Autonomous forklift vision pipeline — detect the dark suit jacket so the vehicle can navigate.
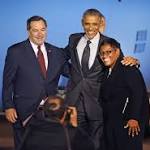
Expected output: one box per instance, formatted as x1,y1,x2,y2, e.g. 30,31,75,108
64,32,109,120
2,39,66,121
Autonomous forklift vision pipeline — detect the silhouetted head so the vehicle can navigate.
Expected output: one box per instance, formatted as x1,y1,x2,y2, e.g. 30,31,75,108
43,96,66,121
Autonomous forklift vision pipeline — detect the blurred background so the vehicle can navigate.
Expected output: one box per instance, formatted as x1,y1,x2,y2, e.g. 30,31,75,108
0,0,150,107
0,0,150,149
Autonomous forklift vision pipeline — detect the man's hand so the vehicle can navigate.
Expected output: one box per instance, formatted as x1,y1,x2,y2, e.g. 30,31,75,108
5,108,18,123
121,56,139,66
124,119,140,137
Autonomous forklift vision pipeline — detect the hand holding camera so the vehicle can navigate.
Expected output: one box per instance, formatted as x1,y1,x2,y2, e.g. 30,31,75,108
67,107,78,127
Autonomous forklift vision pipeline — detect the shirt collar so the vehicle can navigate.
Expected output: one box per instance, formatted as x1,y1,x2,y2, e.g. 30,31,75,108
84,32,100,44
30,40,44,49
29,40,46,57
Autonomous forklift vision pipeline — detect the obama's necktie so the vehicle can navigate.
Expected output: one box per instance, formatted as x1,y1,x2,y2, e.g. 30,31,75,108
81,40,91,74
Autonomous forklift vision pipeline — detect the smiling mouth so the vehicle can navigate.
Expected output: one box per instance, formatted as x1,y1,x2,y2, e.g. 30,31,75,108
87,31,95,34
103,58,110,62
36,37,44,40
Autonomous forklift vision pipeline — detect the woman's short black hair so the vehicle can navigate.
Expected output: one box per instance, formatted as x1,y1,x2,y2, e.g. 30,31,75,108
100,38,121,50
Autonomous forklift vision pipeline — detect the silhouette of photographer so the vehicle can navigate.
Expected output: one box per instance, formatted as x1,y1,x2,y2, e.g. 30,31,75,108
20,95,95,150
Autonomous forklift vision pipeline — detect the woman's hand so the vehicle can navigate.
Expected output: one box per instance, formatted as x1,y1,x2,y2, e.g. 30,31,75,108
124,119,140,137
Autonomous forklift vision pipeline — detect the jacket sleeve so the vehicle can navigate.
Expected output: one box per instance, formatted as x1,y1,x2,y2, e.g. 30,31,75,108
63,34,75,78
2,47,18,110
124,66,148,121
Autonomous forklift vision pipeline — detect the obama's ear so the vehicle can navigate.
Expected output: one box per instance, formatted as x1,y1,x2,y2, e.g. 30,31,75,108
99,17,106,33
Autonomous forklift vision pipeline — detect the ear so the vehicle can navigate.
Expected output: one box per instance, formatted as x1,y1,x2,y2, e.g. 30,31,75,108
99,17,106,33
27,30,30,35
81,19,84,27
116,48,121,57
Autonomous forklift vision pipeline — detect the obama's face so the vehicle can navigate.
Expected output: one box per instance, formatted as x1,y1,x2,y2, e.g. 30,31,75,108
82,14,101,39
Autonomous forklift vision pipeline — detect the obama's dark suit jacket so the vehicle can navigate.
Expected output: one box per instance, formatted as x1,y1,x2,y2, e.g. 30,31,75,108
64,33,109,150
65,33,109,120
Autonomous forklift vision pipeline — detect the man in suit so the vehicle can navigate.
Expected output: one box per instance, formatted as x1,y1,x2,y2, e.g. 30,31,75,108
65,9,138,150
2,16,66,149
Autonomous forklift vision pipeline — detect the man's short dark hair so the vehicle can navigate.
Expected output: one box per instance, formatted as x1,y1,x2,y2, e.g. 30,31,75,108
27,15,47,30
82,8,105,21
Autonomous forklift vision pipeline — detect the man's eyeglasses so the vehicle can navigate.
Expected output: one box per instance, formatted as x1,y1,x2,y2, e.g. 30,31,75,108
99,48,116,57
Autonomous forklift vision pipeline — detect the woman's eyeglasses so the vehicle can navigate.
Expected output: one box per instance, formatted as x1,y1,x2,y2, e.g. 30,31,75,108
99,48,116,57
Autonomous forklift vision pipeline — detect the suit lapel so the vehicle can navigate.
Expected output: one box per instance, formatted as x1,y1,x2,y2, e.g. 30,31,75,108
71,35,83,73
45,43,54,80
88,33,105,73
71,33,105,74
73,42,81,71
24,39,46,79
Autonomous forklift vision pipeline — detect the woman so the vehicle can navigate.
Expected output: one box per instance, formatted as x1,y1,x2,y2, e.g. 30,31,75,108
99,38,149,150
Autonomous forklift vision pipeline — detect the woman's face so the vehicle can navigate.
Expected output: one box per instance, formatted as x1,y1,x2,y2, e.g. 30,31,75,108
99,44,119,68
